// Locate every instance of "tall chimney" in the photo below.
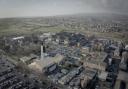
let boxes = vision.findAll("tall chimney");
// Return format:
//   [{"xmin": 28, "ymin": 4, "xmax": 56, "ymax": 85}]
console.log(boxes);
[
  {"xmin": 41, "ymin": 43, "xmax": 44, "ymax": 61},
  {"xmin": 41, "ymin": 45, "xmax": 44, "ymax": 61}
]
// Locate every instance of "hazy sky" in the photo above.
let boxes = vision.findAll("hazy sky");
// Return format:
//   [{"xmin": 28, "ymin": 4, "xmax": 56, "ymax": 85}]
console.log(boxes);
[{"xmin": 0, "ymin": 0, "xmax": 128, "ymax": 18}]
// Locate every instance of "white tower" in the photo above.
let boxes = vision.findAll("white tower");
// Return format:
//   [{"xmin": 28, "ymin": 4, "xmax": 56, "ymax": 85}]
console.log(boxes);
[{"xmin": 41, "ymin": 45, "xmax": 44, "ymax": 61}]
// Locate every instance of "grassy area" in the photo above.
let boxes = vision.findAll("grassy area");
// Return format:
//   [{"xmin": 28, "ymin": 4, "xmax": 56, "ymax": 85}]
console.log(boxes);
[
  {"xmin": 0, "ymin": 26, "xmax": 64, "ymax": 37},
  {"xmin": 0, "ymin": 24, "xmax": 127, "ymax": 43}
]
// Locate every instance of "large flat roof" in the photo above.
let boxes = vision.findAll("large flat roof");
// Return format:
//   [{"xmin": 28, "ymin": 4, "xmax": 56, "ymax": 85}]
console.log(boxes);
[
  {"xmin": 28, "ymin": 54, "xmax": 63, "ymax": 72},
  {"xmin": 117, "ymin": 70, "xmax": 128, "ymax": 82}
]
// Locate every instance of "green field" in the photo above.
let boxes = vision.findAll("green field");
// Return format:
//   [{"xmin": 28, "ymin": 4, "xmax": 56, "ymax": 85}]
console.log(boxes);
[
  {"xmin": 0, "ymin": 19, "xmax": 127, "ymax": 43},
  {"xmin": 0, "ymin": 26, "xmax": 62, "ymax": 36}
]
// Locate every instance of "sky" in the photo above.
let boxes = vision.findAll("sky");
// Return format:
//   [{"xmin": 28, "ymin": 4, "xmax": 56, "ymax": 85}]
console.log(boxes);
[{"xmin": 0, "ymin": 0, "xmax": 128, "ymax": 18}]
